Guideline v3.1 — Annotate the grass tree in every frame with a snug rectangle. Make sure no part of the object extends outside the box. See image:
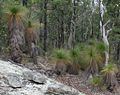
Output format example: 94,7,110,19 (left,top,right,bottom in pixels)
67,48,80,75
51,49,70,75
85,47,102,78
101,63,118,91
5,5,27,63
80,40,105,79
25,20,39,64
